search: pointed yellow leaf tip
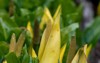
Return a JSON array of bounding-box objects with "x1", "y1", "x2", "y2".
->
[
  {"x1": 27, "y1": 21, "x2": 34, "y2": 38},
  {"x1": 81, "y1": 44, "x2": 92, "y2": 58},
  {"x1": 44, "y1": 7, "x2": 53, "y2": 22},
  {"x1": 86, "y1": 44, "x2": 92, "y2": 57},
  {"x1": 83, "y1": 44, "x2": 87, "y2": 55},
  {"x1": 60, "y1": 44, "x2": 66, "y2": 63},
  {"x1": 32, "y1": 48, "x2": 37, "y2": 58},
  {"x1": 53, "y1": 5, "x2": 61, "y2": 20},
  {"x1": 38, "y1": 7, "x2": 54, "y2": 60},
  {"x1": 40, "y1": 5, "x2": 61, "y2": 63},
  {"x1": 39, "y1": 7, "x2": 53, "y2": 30},
  {"x1": 9, "y1": 33, "x2": 16, "y2": 53},
  {"x1": 72, "y1": 47, "x2": 87, "y2": 63}
]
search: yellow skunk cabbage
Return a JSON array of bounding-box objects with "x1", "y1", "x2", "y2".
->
[{"x1": 38, "y1": 5, "x2": 61, "y2": 63}]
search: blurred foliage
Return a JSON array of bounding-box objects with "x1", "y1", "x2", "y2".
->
[
  {"x1": 0, "y1": 17, "x2": 21, "y2": 42},
  {"x1": 83, "y1": 16, "x2": 100, "y2": 47},
  {"x1": 0, "y1": 42, "x2": 9, "y2": 59}
]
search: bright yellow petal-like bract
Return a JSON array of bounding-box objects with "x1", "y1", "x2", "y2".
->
[
  {"x1": 83, "y1": 44, "x2": 87, "y2": 56},
  {"x1": 86, "y1": 44, "x2": 92, "y2": 57},
  {"x1": 53, "y1": 5, "x2": 61, "y2": 20},
  {"x1": 39, "y1": 7, "x2": 53, "y2": 30},
  {"x1": 40, "y1": 6, "x2": 61, "y2": 63},
  {"x1": 38, "y1": 7, "x2": 53, "y2": 60},
  {"x1": 82, "y1": 44, "x2": 92, "y2": 58},
  {"x1": 27, "y1": 21, "x2": 34, "y2": 38},
  {"x1": 71, "y1": 46, "x2": 87, "y2": 63},
  {"x1": 32, "y1": 48, "x2": 37, "y2": 58},
  {"x1": 60, "y1": 44, "x2": 66, "y2": 63}
]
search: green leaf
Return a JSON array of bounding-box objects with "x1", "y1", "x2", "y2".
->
[
  {"x1": 0, "y1": 9, "x2": 8, "y2": 17},
  {"x1": 20, "y1": 8, "x2": 31, "y2": 16},
  {"x1": 81, "y1": 16, "x2": 100, "y2": 47},
  {"x1": 14, "y1": 14, "x2": 29, "y2": 27},
  {"x1": 0, "y1": 0, "x2": 9, "y2": 9},
  {"x1": 5, "y1": 52, "x2": 20, "y2": 63},
  {"x1": 61, "y1": 0, "x2": 76, "y2": 15},
  {"x1": 22, "y1": 54, "x2": 30, "y2": 63},
  {"x1": 62, "y1": 34, "x2": 71, "y2": 63},
  {"x1": 0, "y1": 42, "x2": 9, "y2": 58},
  {"x1": 0, "y1": 17, "x2": 21, "y2": 42},
  {"x1": 76, "y1": 16, "x2": 100, "y2": 52},
  {"x1": 61, "y1": 23, "x2": 79, "y2": 63},
  {"x1": 61, "y1": 0, "x2": 83, "y2": 26},
  {"x1": 22, "y1": 45, "x2": 33, "y2": 63},
  {"x1": 61, "y1": 23, "x2": 79, "y2": 47},
  {"x1": 32, "y1": 57, "x2": 39, "y2": 63},
  {"x1": 0, "y1": 18, "x2": 7, "y2": 41},
  {"x1": 61, "y1": 0, "x2": 76, "y2": 26},
  {"x1": 76, "y1": 28, "x2": 83, "y2": 48},
  {"x1": 22, "y1": 51, "x2": 39, "y2": 63},
  {"x1": 32, "y1": 7, "x2": 43, "y2": 22},
  {"x1": 71, "y1": 48, "x2": 87, "y2": 63},
  {"x1": 22, "y1": 0, "x2": 40, "y2": 9}
]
